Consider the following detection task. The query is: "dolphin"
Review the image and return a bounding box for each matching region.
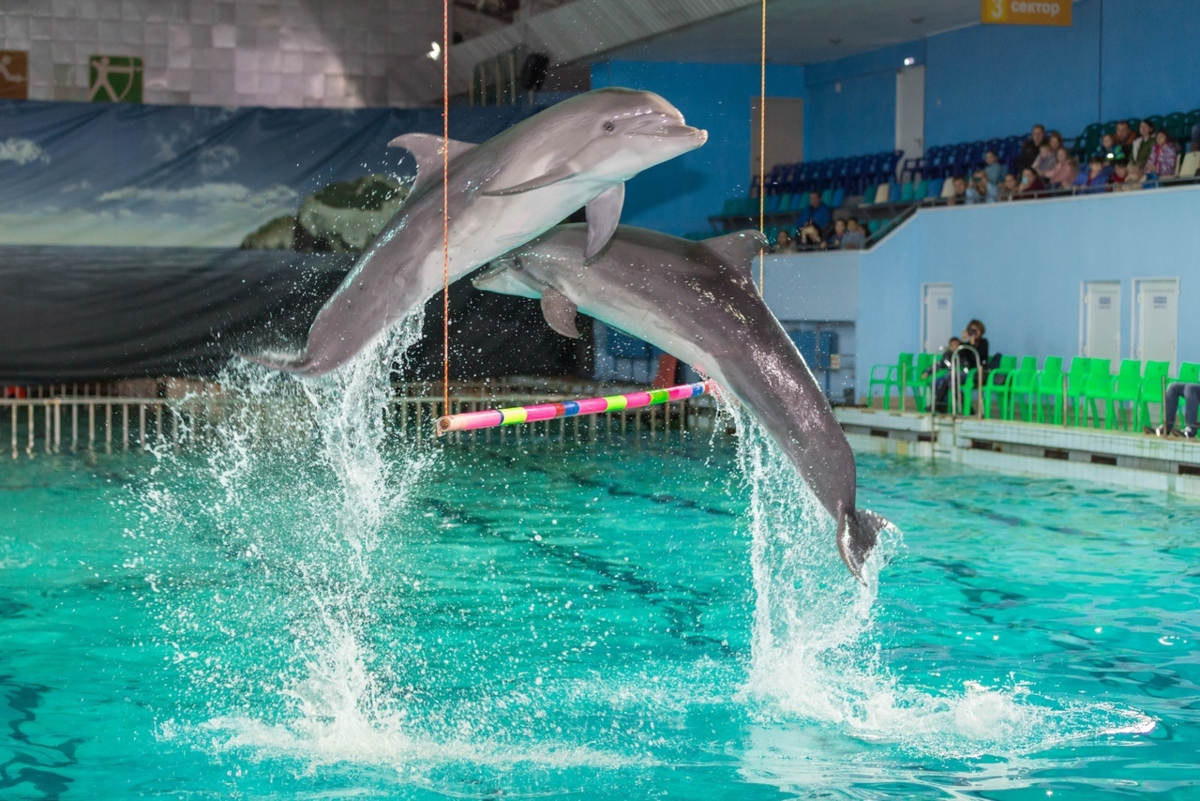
[472,224,889,580]
[243,88,706,376]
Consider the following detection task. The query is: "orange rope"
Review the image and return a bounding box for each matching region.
[758,0,766,292]
[441,0,450,412]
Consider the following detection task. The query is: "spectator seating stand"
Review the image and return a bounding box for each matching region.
[866,352,1200,434]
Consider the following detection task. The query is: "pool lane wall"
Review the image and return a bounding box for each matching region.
[759,184,1200,401]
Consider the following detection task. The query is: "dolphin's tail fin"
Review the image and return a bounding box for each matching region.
[235,349,315,376]
[836,507,891,582]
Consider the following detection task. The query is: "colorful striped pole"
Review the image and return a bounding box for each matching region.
[435,380,716,436]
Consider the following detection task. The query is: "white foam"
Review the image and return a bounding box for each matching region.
[723,400,1155,759]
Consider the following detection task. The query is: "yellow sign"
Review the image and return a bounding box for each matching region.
[982,0,1072,26]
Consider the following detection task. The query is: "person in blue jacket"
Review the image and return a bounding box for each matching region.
[792,191,831,235]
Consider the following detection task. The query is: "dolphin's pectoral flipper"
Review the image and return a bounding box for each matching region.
[481,163,577,196]
[701,230,770,281]
[539,289,580,338]
[387,134,477,193]
[836,507,890,582]
[584,183,624,260]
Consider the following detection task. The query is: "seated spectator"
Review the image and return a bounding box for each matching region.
[1154,382,1200,438]
[774,229,797,253]
[1046,148,1079,188]
[998,172,1020,201]
[922,336,962,379]
[841,218,866,250]
[966,170,997,204]
[1018,167,1046,196]
[1116,162,1146,191]
[1074,157,1110,192]
[792,191,832,234]
[1033,143,1057,177]
[1014,124,1046,174]
[946,175,968,205]
[983,151,1005,186]
[1145,130,1180,177]
[935,321,989,412]
[1114,120,1135,148]
[823,218,846,250]
[1047,131,1064,153]
[1131,120,1156,167]
[1093,133,1127,164]
[797,220,823,250]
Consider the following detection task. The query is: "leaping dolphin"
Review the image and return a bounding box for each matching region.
[472,224,889,580]
[243,88,707,376]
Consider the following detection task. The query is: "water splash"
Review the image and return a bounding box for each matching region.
[138,317,437,754]
[723,400,1152,759]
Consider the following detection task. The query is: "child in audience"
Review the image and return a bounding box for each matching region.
[841,218,866,250]
[1075,157,1110,192]
[1018,168,1045,196]
[1046,147,1078,188]
[1145,131,1179,177]
[1110,161,1129,185]
[998,173,1020,201]
[824,218,847,250]
[946,176,968,205]
[983,151,1005,186]
[774,229,797,253]
[1033,143,1057,177]
[1131,120,1156,167]
[1116,162,1146,191]
[1094,133,1127,164]
[797,220,823,249]
[1047,131,1064,152]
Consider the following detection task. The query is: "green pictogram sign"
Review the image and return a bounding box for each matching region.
[89,55,143,103]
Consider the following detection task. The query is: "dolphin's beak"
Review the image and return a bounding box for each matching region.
[631,123,707,145]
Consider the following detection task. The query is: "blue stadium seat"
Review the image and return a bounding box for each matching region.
[927,177,944,198]
[831,186,846,208]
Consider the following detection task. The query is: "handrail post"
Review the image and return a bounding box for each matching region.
[1062,372,1069,428]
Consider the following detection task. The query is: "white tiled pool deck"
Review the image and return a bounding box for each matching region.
[836,406,1200,497]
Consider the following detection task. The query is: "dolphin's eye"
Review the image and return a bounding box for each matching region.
[603,122,615,133]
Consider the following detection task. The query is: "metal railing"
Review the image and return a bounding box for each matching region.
[0,380,729,459]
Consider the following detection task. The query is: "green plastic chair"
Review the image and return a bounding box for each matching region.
[867,353,913,410]
[911,353,937,412]
[1034,356,1066,424]
[1136,361,1171,430]
[1065,357,1093,425]
[861,185,876,207]
[899,182,915,202]
[1107,359,1144,430]
[915,179,929,200]
[1004,357,1041,421]
[721,198,740,216]
[1080,359,1114,428]
[981,355,1018,419]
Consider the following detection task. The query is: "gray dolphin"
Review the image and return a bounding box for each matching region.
[472,224,889,580]
[243,88,706,376]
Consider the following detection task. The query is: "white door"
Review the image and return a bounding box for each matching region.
[751,97,804,181]
[921,283,953,354]
[1133,278,1180,370]
[895,65,925,170]
[1080,280,1121,363]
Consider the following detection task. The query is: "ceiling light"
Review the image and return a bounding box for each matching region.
[904,57,916,66]
[427,41,441,61]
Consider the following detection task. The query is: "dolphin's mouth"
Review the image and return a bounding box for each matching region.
[631,124,707,141]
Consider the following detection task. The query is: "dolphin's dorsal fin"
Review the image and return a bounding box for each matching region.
[481,163,576,196]
[585,183,624,260]
[387,133,476,193]
[540,289,580,339]
[701,230,769,278]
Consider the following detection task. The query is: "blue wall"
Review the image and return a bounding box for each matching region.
[762,186,1200,398]
[802,0,1200,155]
[803,42,924,160]
[591,61,805,236]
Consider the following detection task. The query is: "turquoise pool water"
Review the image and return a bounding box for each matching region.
[2,365,1198,798]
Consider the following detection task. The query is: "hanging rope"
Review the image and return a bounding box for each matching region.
[441,0,451,412]
[758,0,767,292]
